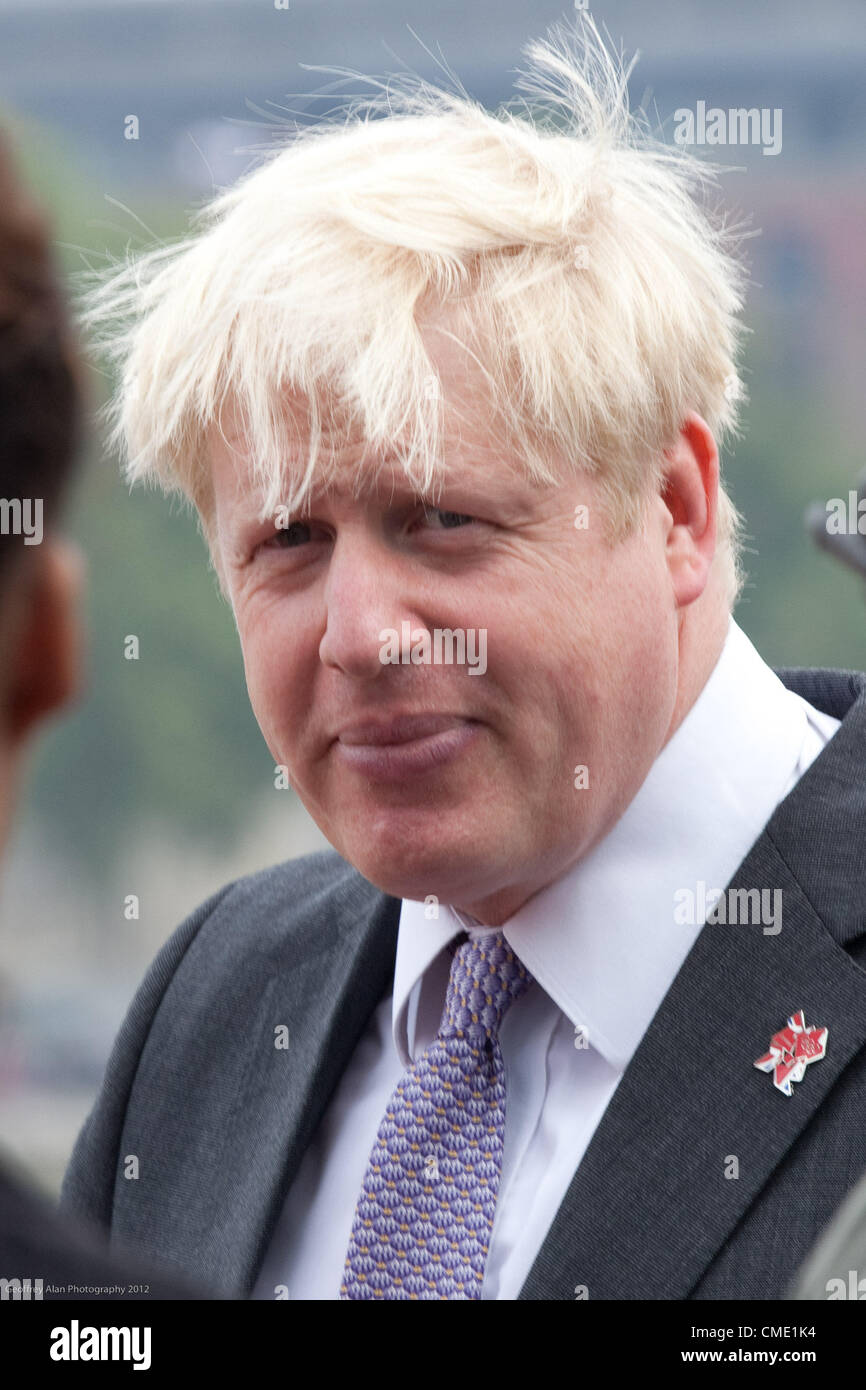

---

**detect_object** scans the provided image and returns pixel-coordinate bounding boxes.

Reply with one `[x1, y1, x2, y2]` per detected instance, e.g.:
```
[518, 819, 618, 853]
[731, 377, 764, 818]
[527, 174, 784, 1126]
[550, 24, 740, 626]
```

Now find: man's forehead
[210, 447, 531, 520]
[207, 405, 543, 519]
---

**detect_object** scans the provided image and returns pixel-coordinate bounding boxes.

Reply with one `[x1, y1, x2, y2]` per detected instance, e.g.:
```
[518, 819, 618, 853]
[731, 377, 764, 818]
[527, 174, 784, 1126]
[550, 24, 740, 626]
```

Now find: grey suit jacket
[61, 666, 866, 1300]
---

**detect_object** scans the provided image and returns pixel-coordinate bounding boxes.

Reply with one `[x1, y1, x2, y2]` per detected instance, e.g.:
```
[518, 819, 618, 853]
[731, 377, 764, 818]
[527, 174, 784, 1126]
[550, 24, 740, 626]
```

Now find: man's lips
[333, 714, 481, 780]
[335, 713, 476, 746]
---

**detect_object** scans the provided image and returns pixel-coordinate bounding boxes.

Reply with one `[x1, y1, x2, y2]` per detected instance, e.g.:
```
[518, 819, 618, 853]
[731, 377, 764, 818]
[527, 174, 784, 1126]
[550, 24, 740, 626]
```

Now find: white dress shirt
[252, 617, 841, 1300]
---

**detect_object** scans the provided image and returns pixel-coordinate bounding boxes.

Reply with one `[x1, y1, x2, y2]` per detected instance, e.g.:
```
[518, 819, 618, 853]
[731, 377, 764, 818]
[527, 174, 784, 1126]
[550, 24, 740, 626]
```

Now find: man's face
[209, 315, 689, 924]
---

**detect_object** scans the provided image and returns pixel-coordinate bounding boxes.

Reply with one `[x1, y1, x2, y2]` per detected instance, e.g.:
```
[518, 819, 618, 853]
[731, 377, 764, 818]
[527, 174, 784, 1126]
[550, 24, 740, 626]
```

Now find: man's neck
[664, 598, 731, 748]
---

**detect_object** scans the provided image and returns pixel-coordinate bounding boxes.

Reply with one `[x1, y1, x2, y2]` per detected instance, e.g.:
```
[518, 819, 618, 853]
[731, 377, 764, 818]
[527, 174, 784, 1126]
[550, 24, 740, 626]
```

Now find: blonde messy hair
[76, 15, 749, 604]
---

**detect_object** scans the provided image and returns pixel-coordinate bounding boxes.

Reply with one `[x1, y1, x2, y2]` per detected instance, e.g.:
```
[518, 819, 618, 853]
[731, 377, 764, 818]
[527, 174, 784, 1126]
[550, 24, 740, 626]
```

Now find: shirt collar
[392, 618, 824, 1071]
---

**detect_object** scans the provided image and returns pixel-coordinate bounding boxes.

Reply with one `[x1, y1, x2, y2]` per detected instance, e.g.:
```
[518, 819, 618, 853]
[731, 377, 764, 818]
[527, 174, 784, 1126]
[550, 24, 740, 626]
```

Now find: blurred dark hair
[0, 127, 84, 585]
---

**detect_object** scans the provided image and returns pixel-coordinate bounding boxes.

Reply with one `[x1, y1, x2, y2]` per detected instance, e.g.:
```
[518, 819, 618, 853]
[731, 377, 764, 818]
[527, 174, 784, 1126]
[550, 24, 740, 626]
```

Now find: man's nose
[318, 532, 418, 679]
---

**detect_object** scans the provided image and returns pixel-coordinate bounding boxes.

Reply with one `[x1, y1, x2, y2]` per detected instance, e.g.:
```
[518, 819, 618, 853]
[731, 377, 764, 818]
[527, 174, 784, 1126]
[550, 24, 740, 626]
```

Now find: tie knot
[441, 931, 533, 1041]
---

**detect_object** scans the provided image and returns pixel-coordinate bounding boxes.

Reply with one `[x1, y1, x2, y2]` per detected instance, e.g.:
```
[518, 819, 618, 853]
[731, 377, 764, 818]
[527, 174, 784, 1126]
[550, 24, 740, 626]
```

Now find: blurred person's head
[0, 130, 84, 851]
[75, 19, 749, 923]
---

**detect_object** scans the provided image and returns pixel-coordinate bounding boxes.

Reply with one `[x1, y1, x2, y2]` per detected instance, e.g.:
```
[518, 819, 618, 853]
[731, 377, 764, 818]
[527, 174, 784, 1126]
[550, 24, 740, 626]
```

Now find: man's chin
[334, 834, 498, 908]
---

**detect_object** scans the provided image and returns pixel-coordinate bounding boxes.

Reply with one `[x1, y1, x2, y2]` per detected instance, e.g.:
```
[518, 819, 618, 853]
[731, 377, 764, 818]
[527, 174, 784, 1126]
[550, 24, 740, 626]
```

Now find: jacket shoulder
[179, 847, 389, 965]
[210, 847, 380, 930]
[61, 848, 385, 1227]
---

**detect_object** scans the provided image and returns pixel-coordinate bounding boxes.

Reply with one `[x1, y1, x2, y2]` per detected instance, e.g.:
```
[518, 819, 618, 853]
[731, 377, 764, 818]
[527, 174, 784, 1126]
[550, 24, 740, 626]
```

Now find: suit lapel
[519, 666, 866, 1299]
[205, 880, 401, 1296]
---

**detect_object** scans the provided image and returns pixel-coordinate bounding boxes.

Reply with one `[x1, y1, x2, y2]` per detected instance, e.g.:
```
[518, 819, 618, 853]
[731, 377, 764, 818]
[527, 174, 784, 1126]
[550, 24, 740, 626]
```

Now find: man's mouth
[334, 714, 481, 780]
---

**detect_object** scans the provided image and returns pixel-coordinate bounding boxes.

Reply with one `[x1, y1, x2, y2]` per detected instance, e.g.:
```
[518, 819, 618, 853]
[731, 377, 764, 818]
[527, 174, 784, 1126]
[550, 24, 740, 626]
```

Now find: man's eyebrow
[225, 461, 531, 523]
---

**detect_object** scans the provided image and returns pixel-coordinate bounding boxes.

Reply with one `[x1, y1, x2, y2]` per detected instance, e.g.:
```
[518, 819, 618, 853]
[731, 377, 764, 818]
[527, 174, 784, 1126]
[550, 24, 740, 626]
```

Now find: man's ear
[2, 537, 85, 745]
[659, 413, 719, 609]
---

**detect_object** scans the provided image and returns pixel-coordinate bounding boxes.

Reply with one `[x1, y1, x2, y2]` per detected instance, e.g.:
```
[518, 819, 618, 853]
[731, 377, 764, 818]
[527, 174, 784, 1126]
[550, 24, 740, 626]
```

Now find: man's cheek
[245, 641, 283, 711]
[242, 665, 285, 759]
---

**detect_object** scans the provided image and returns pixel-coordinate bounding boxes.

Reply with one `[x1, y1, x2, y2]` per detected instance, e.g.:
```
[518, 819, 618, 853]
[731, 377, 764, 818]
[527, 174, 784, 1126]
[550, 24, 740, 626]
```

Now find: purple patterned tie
[340, 930, 534, 1300]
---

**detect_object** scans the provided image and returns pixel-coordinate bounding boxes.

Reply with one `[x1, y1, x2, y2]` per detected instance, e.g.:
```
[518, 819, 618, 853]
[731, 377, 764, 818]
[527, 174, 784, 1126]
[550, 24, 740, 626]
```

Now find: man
[62, 21, 866, 1300]
[0, 128, 209, 1300]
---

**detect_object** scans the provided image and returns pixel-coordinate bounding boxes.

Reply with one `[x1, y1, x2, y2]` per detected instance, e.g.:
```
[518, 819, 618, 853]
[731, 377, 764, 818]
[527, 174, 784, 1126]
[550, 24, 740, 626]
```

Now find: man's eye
[421, 507, 477, 530]
[263, 521, 313, 550]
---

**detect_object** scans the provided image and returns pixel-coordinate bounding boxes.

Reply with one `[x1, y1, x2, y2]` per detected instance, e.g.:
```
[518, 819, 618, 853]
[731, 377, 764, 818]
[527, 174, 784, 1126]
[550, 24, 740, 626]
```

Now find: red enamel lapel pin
[754, 1011, 828, 1096]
